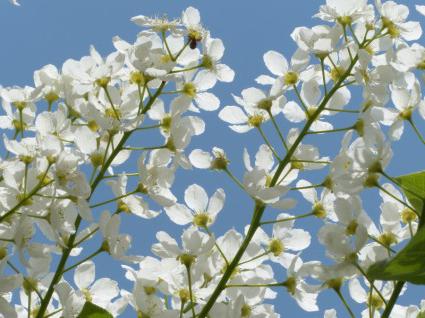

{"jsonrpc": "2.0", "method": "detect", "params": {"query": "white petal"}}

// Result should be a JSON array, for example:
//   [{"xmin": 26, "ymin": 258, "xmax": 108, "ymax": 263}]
[
  {"xmin": 216, "ymin": 64, "xmax": 235, "ymax": 82},
  {"xmin": 74, "ymin": 260, "xmax": 95, "ymax": 290},
  {"xmin": 195, "ymin": 92, "xmax": 220, "ymax": 111},
  {"xmin": 90, "ymin": 278, "xmax": 119, "ymax": 302},
  {"xmin": 348, "ymin": 278, "xmax": 367, "ymax": 303},
  {"xmin": 194, "ymin": 70, "xmax": 217, "ymax": 91},
  {"xmin": 283, "ymin": 101, "xmax": 306, "ymax": 123},
  {"xmin": 255, "ymin": 75, "xmax": 276, "ymax": 85},
  {"xmin": 185, "ymin": 184, "xmax": 208, "ymax": 212},
  {"xmin": 164, "ymin": 203, "xmax": 193, "ymax": 225},
  {"xmin": 283, "ymin": 229, "xmax": 311, "ymax": 250},
  {"xmin": 271, "ymin": 198, "xmax": 297, "ymax": 210},
  {"xmin": 189, "ymin": 149, "xmax": 213, "ymax": 169},
  {"xmin": 417, "ymin": 5, "xmax": 425, "ymax": 16},
  {"xmin": 207, "ymin": 38, "xmax": 224, "ymax": 60},
  {"xmin": 255, "ymin": 144, "xmax": 274, "ymax": 171},
  {"xmin": 182, "ymin": 6, "xmax": 201, "ymax": 26},
  {"xmin": 264, "ymin": 50, "xmax": 288, "ymax": 76},
  {"xmin": 218, "ymin": 106, "xmax": 248, "ymax": 124},
  {"xmin": 207, "ymin": 188, "xmax": 225, "ymax": 218}
]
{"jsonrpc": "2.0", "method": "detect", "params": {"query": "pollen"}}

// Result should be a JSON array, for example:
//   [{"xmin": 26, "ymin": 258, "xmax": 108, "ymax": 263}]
[
  {"xmin": 257, "ymin": 98, "xmax": 273, "ymax": 111},
  {"xmin": 330, "ymin": 66, "xmax": 345, "ymax": 82},
  {"xmin": 401, "ymin": 208, "xmax": 417, "ymax": 224},
  {"xmin": 382, "ymin": 17, "xmax": 400, "ymax": 38},
  {"xmin": 378, "ymin": 232, "xmax": 398, "ymax": 247},
  {"xmin": 202, "ymin": 55, "xmax": 214, "ymax": 70},
  {"xmin": 306, "ymin": 106, "xmax": 318, "ymax": 119},
  {"xmin": 160, "ymin": 54, "xmax": 173, "ymax": 64},
  {"xmin": 368, "ymin": 293, "xmax": 384, "ymax": 309},
  {"xmin": 337, "ymin": 16, "xmax": 352, "ymax": 26},
  {"xmin": 283, "ymin": 277, "xmax": 297, "ymax": 295},
  {"xmin": 345, "ymin": 220, "xmax": 358, "ymax": 236},
  {"xmin": 193, "ymin": 213, "xmax": 211, "ymax": 227},
  {"xmin": 179, "ymin": 288, "xmax": 190, "ymax": 303},
  {"xmin": 326, "ymin": 277, "xmax": 343, "ymax": 291},
  {"xmin": 13, "ymin": 101, "xmax": 27, "ymax": 110},
  {"xmin": 248, "ymin": 114, "xmax": 265, "ymax": 127},
  {"xmin": 95, "ymin": 76, "xmax": 111, "ymax": 88},
  {"xmin": 161, "ymin": 115, "xmax": 172, "ymax": 133},
  {"xmin": 312, "ymin": 202, "xmax": 327, "ymax": 219},
  {"xmin": 90, "ymin": 153, "xmax": 104, "ymax": 167},
  {"xmin": 283, "ymin": 71, "xmax": 299, "ymax": 85},
  {"xmin": 144, "ymin": 286, "xmax": 156, "ymax": 295},
  {"xmin": 269, "ymin": 238, "xmax": 284, "ymax": 256},
  {"xmin": 182, "ymin": 82, "xmax": 197, "ymax": 98},
  {"xmin": 45, "ymin": 91, "xmax": 59, "ymax": 104},
  {"xmin": 179, "ymin": 253, "xmax": 196, "ymax": 267},
  {"xmin": 241, "ymin": 304, "xmax": 252, "ymax": 317},
  {"xmin": 105, "ymin": 107, "xmax": 121, "ymax": 120},
  {"xmin": 87, "ymin": 120, "xmax": 100, "ymax": 132},
  {"xmin": 399, "ymin": 107, "xmax": 413, "ymax": 120}
]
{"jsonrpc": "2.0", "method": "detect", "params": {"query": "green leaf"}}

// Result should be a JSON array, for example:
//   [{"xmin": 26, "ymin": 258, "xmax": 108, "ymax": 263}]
[
  {"xmin": 367, "ymin": 171, "xmax": 425, "ymax": 284},
  {"xmin": 77, "ymin": 302, "xmax": 113, "ymax": 318},
  {"xmin": 395, "ymin": 170, "xmax": 425, "ymax": 215}
]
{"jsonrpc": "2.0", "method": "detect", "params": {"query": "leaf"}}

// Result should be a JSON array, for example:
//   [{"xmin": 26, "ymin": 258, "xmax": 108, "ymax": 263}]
[
  {"xmin": 367, "ymin": 171, "xmax": 425, "ymax": 284},
  {"xmin": 368, "ymin": 225, "xmax": 425, "ymax": 284},
  {"xmin": 395, "ymin": 170, "xmax": 425, "ymax": 215},
  {"xmin": 77, "ymin": 302, "xmax": 113, "ymax": 318}
]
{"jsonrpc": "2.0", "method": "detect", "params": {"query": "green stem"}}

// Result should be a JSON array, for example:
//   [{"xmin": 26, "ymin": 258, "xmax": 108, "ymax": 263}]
[
  {"xmin": 257, "ymin": 126, "xmax": 281, "ymax": 161},
  {"xmin": 0, "ymin": 178, "xmax": 53, "ymax": 223},
  {"xmin": 186, "ymin": 265, "xmax": 196, "ymax": 318},
  {"xmin": 354, "ymin": 263, "xmax": 387, "ymax": 306},
  {"xmin": 162, "ymin": 31, "xmax": 175, "ymax": 60},
  {"xmin": 306, "ymin": 126, "xmax": 353, "ymax": 134},
  {"xmin": 293, "ymin": 84, "xmax": 309, "ymax": 113},
  {"xmin": 380, "ymin": 170, "xmax": 423, "ymax": 200},
  {"xmin": 204, "ymin": 226, "xmax": 229, "ymax": 266},
  {"xmin": 134, "ymin": 124, "xmax": 161, "ymax": 131},
  {"xmin": 320, "ymin": 58, "xmax": 328, "ymax": 95},
  {"xmin": 238, "ymin": 251, "xmax": 270, "ymax": 266},
  {"xmin": 408, "ymin": 119, "xmax": 425, "ymax": 145},
  {"xmin": 124, "ymin": 145, "xmax": 166, "ymax": 151},
  {"xmin": 267, "ymin": 110, "xmax": 288, "ymax": 151},
  {"xmin": 334, "ymin": 288, "xmax": 355, "ymax": 318},
  {"xmin": 89, "ymin": 190, "xmax": 137, "ymax": 209},
  {"xmin": 224, "ymin": 168, "xmax": 245, "ymax": 192},
  {"xmin": 324, "ymin": 107, "xmax": 359, "ymax": 113},
  {"xmin": 290, "ymin": 184, "xmax": 322, "ymax": 191},
  {"xmin": 376, "ymin": 184, "xmax": 418, "ymax": 216},
  {"xmin": 35, "ymin": 81, "xmax": 167, "ymax": 318},
  {"xmin": 226, "ymin": 282, "xmax": 281, "ymax": 288},
  {"xmin": 260, "ymin": 212, "xmax": 314, "ymax": 226},
  {"xmin": 197, "ymin": 50, "xmax": 360, "ymax": 318},
  {"xmin": 381, "ymin": 282, "xmax": 405, "ymax": 318},
  {"xmin": 102, "ymin": 86, "xmax": 120, "ymax": 120},
  {"xmin": 62, "ymin": 248, "xmax": 103, "ymax": 273}
]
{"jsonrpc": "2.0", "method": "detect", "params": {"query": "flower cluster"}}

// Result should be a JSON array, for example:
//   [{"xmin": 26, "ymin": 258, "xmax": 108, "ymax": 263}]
[{"xmin": 1, "ymin": 1, "xmax": 425, "ymax": 317}]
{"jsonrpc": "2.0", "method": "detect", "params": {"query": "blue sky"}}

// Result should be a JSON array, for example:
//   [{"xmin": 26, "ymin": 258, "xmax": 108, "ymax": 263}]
[{"xmin": 1, "ymin": 0, "xmax": 425, "ymax": 316}]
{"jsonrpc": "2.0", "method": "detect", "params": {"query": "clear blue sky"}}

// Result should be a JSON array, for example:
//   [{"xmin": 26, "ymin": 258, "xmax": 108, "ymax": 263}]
[{"xmin": 1, "ymin": 0, "xmax": 425, "ymax": 316}]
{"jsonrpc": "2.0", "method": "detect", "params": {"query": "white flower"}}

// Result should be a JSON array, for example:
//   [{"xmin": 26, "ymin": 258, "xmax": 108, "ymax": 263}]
[
  {"xmin": 164, "ymin": 184, "xmax": 225, "ymax": 226},
  {"xmin": 218, "ymin": 88, "xmax": 285, "ymax": 133},
  {"xmin": 0, "ymin": 274, "xmax": 22, "ymax": 318},
  {"xmin": 315, "ymin": 0, "xmax": 373, "ymax": 24},
  {"xmin": 177, "ymin": 70, "xmax": 219, "ymax": 111},
  {"xmin": 372, "ymin": 81, "xmax": 423, "ymax": 140},
  {"xmin": 256, "ymin": 50, "xmax": 309, "ymax": 95},
  {"xmin": 378, "ymin": 1, "xmax": 422, "ymax": 41},
  {"xmin": 74, "ymin": 260, "xmax": 120, "ymax": 308},
  {"xmin": 201, "ymin": 36, "xmax": 235, "ymax": 82}
]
